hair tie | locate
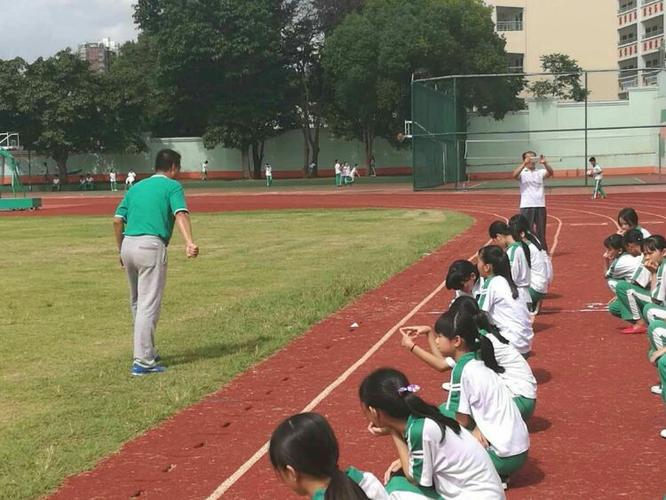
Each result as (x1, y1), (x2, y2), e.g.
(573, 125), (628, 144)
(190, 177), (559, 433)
(398, 384), (421, 395)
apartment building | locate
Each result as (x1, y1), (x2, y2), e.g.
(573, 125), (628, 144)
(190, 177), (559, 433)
(484, 0), (618, 99)
(77, 38), (119, 73)
(618, 0), (665, 95)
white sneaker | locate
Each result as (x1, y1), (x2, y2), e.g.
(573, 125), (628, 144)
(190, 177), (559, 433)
(661, 429), (666, 439)
(441, 382), (451, 391)
(651, 385), (663, 395)
(502, 482), (508, 490)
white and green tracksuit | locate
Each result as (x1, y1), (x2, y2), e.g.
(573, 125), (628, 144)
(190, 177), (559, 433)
(441, 353), (529, 480)
(613, 265), (653, 321)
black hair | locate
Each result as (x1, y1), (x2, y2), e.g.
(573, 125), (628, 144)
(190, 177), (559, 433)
(617, 208), (639, 228)
(448, 295), (510, 345)
(269, 413), (368, 500)
(509, 213), (544, 252)
(623, 228), (644, 248)
(358, 368), (460, 440)
(643, 235), (666, 253)
(154, 149), (182, 172)
(445, 260), (479, 290)
(521, 150), (536, 160)
(496, 218), (532, 267)
(604, 234), (624, 251)
(434, 309), (504, 374)
(589, 156), (596, 162)
(478, 245), (519, 299)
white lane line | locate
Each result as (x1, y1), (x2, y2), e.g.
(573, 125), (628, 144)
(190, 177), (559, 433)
(205, 213), (501, 499)
(569, 222), (609, 227)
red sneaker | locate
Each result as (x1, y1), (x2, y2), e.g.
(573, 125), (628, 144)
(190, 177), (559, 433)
(621, 325), (647, 334)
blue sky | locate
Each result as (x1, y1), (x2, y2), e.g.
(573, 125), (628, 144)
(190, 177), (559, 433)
(0, 0), (137, 61)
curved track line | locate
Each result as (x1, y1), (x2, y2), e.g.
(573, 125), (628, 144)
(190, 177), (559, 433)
(205, 208), (502, 499)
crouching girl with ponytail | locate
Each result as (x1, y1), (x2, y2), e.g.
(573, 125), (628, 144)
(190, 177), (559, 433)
(269, 412), (388, 500)
(359, 368), (504, 499)
(438, 310), (530, 485)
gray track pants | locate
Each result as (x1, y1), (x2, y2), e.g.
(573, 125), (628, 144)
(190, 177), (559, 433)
(520, 206), (548, 251)
(120, 235), (167, 363)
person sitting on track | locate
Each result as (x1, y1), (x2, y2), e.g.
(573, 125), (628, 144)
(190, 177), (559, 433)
(509, 214), (552, 315)
(446, 259), (482, 302)
(488, 222), (532, 310)
(612, 234), (663, 335)
(269, 412), (387, 500)
(603, 233), (642, 293)
(476, 246), (534, 356)
(617, 207), (650, 238)
(359, 367), (505, 498)
(435, 311), (529, 488)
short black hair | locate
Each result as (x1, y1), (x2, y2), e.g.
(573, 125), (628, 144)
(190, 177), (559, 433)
(623, 228), (644, 247)
(521, 150), (536, 160)
(589, 157), (596, 162)
(445, 260), (478, 290)
(604, 234), (623, 251)
(154, 149), (181, 172)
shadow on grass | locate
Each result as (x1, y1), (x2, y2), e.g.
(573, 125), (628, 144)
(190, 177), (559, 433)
(163, 337), (269, 367)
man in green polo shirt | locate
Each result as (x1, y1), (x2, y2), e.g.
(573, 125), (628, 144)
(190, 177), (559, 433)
(113, 149), (199, 376)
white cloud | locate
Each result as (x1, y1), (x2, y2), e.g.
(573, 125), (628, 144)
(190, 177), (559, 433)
(0, 0), (138, 61)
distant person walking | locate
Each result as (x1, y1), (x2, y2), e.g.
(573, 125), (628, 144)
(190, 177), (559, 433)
(264, 163), (273, 187)
(512, 151), (553, 252)
(201, 160), (208, 181)
(334, 159), (341, 187)
(113, 149), (199, 376)
(109, 170), (118, 191)
(588, 157), (606, 200)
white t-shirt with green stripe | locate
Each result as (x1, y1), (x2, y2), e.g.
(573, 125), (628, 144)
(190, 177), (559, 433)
(444, 354), (529, 458)
(311, 467), (388, 500)
(405, 415), (504, 499)
(652, 262), (666, 304)
(506, 243), (531, 304)
(477, 276), (534, 354)
(526, 242), (549, 294)
(484, 332), (537, 400)
(605, 253), (642, 292)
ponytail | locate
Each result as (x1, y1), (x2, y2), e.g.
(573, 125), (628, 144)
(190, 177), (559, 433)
(489, 220), (531, 268)
(448, 296), (510, 345)
(479, 245), (519, 299)
(452, 312), (504, 374)
(326, 469), (368, 500)
(359, 368), (460, 441)
(509, 213), (544, 252)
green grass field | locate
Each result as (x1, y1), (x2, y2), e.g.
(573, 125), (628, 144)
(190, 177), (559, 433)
(0, 208), (471, 499)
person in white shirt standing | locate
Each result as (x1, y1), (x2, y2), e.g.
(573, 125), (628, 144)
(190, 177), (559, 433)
(264, 163), (273, 187)
(201, 160), (208, 181)
(512, 151), (553, 252)
(588, 156), (606, 199)
(334, 159), (342, 187)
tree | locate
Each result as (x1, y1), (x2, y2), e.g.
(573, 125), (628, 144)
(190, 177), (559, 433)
(321, 0), (523, 166)
(0, 58), (29, 134)
(529, 53), (589, 102)
(311, 0), (364, 33)
(134, 0), (296, 178)
(19, 50), (144, 180)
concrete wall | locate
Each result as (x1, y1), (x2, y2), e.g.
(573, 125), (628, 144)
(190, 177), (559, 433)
(8, 129), (411, 184)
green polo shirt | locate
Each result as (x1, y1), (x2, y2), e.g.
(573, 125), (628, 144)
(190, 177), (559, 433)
(114, 174), (188, 245)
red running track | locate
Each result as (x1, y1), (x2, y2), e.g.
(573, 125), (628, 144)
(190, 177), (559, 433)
(35, 189), (666, 499)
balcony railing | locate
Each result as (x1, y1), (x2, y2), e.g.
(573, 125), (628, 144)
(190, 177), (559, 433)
(642, 30), (664, 39)
(642, 0), (661, 5)
(508, 66), (524, 73)
(619, 75), (639, 91)
(619, 3), (637, 13)
(619, 36), (638, 45)
(496, 20), (523, 31)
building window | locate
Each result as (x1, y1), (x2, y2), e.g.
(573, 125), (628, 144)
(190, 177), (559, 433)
(496, 6), (523, 31)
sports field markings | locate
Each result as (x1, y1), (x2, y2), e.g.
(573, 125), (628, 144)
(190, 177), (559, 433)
(634, 177), (647, 184)
(569, 222), (609, 227)
(205, 209), (511, 499)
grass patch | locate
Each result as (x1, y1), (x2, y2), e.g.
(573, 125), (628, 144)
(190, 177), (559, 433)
(0, 208), (471, 499)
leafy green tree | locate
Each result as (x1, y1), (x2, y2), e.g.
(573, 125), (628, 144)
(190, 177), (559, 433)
(322, 0), (523, 166)
(19, 50), (144, 180)
(0, 58), (29, 134)
(135, 0), (295, 178)
(529, 53), (589, 102)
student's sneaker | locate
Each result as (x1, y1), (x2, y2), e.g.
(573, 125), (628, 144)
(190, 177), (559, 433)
(661, 429), (666, 439)
(651, 384), (663, 395)
(131, 360), (166, 376)
(620, 324), (647, 334)
(502, 482), (508, 491)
